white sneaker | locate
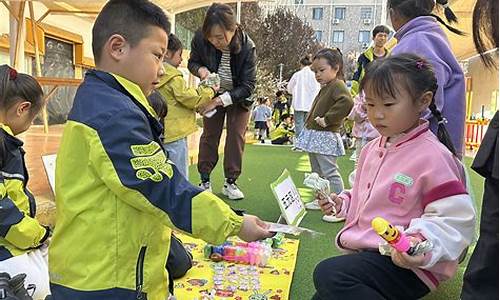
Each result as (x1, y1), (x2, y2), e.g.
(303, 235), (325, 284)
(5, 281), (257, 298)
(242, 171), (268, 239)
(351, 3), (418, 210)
(199, 181), (212, 192)
(322, 214), (346, 223)
(304, 199), (321, 210)
(222, 181), (244, 200)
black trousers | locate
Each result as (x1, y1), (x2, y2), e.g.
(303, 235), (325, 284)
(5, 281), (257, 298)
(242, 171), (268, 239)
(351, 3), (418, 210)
(461, 111), (499, 300)
(312, 251), (430, 300)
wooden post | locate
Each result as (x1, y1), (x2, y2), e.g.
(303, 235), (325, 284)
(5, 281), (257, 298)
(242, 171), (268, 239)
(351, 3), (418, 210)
(28, 2), (49, 133)
(10, 1), (26, 70)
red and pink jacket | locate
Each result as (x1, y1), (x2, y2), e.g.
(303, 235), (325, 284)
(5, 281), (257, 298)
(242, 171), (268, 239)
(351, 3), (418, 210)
(336, 120), (475, 290)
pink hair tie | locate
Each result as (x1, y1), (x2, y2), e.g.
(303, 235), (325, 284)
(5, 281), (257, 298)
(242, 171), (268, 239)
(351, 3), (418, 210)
(8, 67), (17, 80)
(415, 61), (425, 70)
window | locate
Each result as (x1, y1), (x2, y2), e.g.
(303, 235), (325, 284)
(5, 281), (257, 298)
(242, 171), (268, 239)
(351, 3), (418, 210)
(358, 30), (371, 43)
(314, 30), (323, 42)
(294, 0), (304, 4)
(360, 7), (373, 19)
(312, 8), (323, 20)
(334, 7), (346, 20)
(332, 31), (344, 43)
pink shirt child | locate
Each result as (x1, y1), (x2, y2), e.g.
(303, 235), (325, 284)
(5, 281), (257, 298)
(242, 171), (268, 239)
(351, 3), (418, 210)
(348, 93), (379, 140)
(335, 120), (475, 290)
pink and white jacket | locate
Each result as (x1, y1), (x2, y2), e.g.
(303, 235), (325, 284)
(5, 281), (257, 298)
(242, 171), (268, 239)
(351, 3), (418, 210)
(335, 120), (475, 290)
(348, 94), (379, 140)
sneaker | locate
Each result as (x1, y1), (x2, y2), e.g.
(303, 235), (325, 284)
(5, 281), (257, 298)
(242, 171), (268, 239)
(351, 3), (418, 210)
(322, 214), (346, 223)
(304, 199), (321, 210)
(199, 181), (212, 192)
(222, 181), (244, 200)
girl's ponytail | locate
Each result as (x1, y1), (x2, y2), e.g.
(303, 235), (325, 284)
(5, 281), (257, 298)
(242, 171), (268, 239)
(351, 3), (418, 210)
(436, 0), (458, 23)
(429, 100), (457, 156)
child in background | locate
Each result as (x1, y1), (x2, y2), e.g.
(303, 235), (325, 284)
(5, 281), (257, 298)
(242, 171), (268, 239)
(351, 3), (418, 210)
(272, 90), (288, 123)
(270, 113), (294, 145)
(294, 48), (353, 223)
(156, 33), (219, 177)
(49, 1), (272, 299)
(0, 65), (50, 300)
(347, 93), (379, 185)
(312, 54), (475, 300)
(251, 97), (272, 143)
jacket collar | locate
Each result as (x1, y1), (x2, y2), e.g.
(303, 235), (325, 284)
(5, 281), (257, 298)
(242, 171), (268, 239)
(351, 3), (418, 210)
(88, 70), (158, 119)
(0, 123), (23, 147)
(379, 119), (429, 149)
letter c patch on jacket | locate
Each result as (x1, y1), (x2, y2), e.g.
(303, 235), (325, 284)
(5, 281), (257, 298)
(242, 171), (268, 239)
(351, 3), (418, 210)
(388, 173), (414, 204)
(130, 142), (173, 182)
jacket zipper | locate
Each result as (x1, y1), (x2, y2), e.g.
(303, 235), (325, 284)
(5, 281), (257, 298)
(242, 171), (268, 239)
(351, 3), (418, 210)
(136, 246), (147, 299)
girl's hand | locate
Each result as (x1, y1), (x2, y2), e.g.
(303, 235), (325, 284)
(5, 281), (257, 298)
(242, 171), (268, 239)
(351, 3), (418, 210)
(317, 192), (342, 215)
(315, 117), (327, 128)
(390, 237), (426, 269)
(198, 67), (210, 80)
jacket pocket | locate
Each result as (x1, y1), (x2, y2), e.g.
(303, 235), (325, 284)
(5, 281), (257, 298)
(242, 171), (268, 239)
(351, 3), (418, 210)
(135, 246), (147, 299)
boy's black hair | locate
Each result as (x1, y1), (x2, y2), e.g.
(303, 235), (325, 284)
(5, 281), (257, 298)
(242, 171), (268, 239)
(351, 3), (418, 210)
(276, 90), (284, 97)
(313, 48), (345, 81)
(372, 25), (391, 38)
(167, 33), (183, 53)
(360, 53), (457, 156)
(92, 0), (171, 64)
(388, 0), (464, 35)
(280, 113), (291, 121)
(148, 90), (168, 121)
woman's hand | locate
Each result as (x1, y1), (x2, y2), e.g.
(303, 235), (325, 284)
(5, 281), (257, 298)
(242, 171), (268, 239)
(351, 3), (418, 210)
(198, 67), (210, 80)
(197, 97), (222, 115)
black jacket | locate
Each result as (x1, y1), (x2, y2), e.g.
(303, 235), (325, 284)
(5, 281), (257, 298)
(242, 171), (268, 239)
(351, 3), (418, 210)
(188, 28), (257, 108)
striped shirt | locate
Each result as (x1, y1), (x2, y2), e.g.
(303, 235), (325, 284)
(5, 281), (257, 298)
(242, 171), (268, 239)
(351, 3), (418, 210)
(218, 50), (233, 93)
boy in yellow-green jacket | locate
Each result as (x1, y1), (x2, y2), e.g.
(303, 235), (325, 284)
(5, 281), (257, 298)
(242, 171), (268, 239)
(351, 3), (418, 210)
(157, 34), (218, 177)
(48, 1), (272, 299)
(270, 113), (295, 145)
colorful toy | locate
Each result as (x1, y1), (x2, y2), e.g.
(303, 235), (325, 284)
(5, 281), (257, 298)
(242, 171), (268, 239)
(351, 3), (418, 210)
(204, 240), (272, 266)
(371, 217), (414, 254)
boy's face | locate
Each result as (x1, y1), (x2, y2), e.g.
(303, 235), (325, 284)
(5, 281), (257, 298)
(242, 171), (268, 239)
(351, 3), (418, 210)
(373, 32), (388, 48)
(118, 26), (167, 96)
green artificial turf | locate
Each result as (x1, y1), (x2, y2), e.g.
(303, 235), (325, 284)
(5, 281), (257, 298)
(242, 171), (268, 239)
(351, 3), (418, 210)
(188, 144), (484, 300)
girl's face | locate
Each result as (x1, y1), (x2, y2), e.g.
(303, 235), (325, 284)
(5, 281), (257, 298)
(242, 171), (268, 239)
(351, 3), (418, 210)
(207, 25), (236, 50)
(364, 81), (431, 138)
(4, 100), (41, 135)
(311, 58), (339, 85)
(166, 49), (183, 68)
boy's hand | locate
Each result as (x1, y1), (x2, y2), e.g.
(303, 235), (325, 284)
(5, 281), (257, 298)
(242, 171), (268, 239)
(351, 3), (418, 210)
(315, 117), (327, 128)
(317, 192), (342, 215)
(198, 67), (210, 80)
(391, 237), (426, 269)
(212, 84), (220, 93)
(238, 215), (274, 242)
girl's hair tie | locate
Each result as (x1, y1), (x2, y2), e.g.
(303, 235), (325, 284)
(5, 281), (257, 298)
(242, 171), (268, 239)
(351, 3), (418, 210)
(8, 67), (17, 80)
(416, 61), (425, 70)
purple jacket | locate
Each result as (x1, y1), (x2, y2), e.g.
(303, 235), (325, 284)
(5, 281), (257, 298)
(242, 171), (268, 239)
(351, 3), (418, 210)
(393, 16), (466, 157)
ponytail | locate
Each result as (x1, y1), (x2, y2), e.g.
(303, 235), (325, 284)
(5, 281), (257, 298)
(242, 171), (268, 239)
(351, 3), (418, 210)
(429, 13), (465, 36)
(429, 100), (457, 156)
(436, 0), (458, 23)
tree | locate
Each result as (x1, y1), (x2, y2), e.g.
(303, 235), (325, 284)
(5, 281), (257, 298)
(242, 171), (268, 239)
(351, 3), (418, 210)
(243, 7), (322, 81)
(175, 4), (321, 85)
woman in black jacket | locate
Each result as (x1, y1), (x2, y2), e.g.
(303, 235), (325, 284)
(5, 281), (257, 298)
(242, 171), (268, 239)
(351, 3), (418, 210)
(188, 3), (256, 200)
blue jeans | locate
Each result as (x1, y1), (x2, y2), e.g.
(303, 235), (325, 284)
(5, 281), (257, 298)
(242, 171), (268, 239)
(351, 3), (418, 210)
(294, 111), (307, 138)
(164, 138), (189, 178)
